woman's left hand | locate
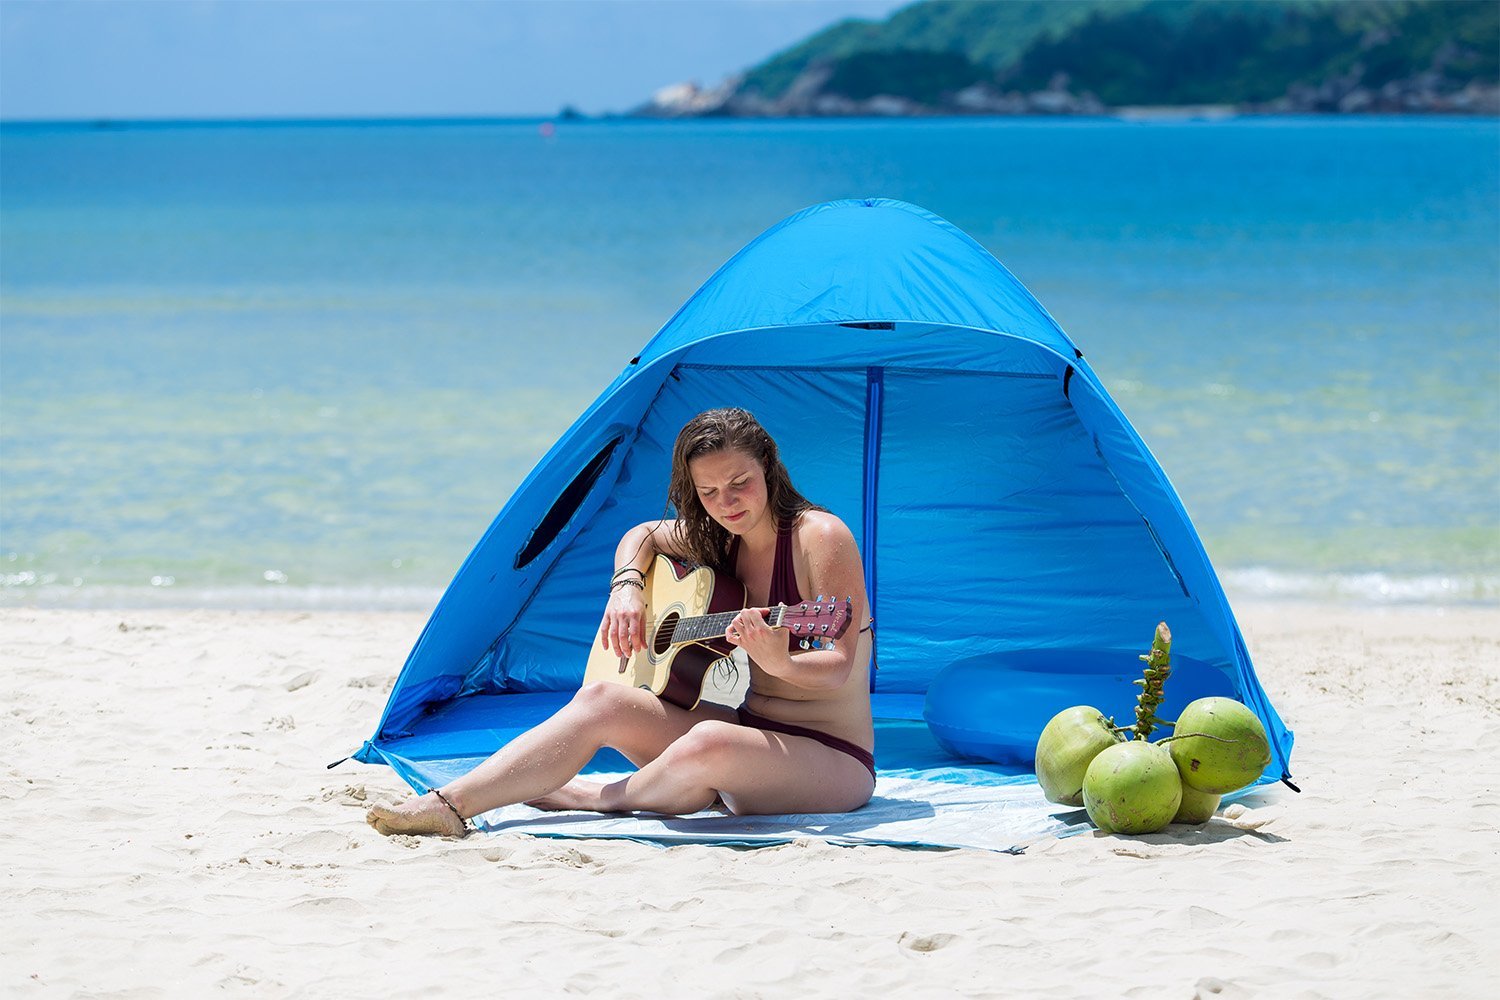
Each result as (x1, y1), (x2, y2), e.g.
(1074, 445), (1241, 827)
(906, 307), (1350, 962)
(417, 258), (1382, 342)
(726, 608), (787, 668)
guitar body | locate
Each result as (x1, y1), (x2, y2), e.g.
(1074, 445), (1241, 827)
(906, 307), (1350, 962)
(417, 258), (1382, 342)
(581, 555), (745, 710)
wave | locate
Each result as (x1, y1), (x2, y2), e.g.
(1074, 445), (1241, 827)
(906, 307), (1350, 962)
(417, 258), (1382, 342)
(4, 568), (1496, 612)
(0, 582), (446, 612)
(1220, 567), (1498, 605)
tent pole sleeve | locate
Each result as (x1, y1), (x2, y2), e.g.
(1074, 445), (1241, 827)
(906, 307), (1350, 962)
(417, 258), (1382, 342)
(862, 366), (884, 693)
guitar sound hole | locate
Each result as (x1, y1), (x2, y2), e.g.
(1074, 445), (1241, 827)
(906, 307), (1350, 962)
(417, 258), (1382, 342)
(653, 611), (679, 657)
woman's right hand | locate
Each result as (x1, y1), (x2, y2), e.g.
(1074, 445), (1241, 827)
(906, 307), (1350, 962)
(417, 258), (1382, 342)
(600, 585), (647, 656)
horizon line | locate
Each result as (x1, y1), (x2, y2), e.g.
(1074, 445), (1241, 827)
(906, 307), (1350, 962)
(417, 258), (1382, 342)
(4, 110), (1493, 131)
(0, 111), (611, 128)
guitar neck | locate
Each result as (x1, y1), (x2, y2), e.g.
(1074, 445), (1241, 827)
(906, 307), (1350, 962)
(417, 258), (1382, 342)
(668, 607), (784, 646)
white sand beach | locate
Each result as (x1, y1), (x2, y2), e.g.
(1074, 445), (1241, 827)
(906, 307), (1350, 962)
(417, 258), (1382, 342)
(3, 602), (1497, 998)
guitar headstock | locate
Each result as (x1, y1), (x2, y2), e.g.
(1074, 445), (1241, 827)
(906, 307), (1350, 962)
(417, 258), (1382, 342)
(774, 594), (853, 650)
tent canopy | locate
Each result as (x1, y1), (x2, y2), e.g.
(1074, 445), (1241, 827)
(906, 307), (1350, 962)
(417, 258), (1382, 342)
(356, 199), (1293, 797)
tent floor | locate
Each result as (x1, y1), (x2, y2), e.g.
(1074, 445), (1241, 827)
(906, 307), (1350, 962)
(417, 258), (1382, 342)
(360, 690), (1277, 851)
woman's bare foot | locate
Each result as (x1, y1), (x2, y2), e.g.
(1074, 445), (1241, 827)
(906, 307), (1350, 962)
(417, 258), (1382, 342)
(525, 777), (610, 812)
(366, 792), (467, 837)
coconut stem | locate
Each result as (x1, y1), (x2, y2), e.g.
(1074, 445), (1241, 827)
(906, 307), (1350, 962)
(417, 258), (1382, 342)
(1132, 621), (1172, 741)
(1154, 732), (1236, 746)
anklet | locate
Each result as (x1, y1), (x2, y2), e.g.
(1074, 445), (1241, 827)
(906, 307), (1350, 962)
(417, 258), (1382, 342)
(431, 788), (471, 833)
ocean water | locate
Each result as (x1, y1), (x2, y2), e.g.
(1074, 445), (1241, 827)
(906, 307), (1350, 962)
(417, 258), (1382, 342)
(2, 116), (1496, 608)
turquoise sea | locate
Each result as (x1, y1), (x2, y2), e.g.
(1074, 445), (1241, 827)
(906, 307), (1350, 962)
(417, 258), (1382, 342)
(2, 117), (1496, 607)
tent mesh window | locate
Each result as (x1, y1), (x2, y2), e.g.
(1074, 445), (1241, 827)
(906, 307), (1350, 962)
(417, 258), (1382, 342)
(514, 436), (621, 569)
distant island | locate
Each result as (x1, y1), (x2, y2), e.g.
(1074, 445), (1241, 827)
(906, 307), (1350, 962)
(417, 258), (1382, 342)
(632, 0), (1499, 119)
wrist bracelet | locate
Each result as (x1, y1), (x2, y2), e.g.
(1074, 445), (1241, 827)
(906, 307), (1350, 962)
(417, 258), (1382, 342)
(611, 567), (646, 583)
(610, 578), (644, 593)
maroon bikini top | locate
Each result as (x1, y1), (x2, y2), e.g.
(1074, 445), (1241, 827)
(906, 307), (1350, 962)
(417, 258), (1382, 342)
(727, 519), (804, 611)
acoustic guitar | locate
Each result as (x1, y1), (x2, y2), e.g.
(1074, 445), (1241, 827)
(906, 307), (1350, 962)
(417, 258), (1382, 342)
(581, 553), (853, 710)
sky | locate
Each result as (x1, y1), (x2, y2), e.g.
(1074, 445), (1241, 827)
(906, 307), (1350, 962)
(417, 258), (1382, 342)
(0, 0), (910, 121)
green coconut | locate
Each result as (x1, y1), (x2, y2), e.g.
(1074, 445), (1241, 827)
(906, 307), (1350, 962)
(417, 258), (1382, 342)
(1169, 697), (1272, 794)
(1035, 706), (1126, 806)
(1082, 740), (1183, 835)
(1172, 783), (1221, 825)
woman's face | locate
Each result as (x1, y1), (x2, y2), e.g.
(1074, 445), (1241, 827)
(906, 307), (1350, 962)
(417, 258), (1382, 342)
(688, 448), (769, 535)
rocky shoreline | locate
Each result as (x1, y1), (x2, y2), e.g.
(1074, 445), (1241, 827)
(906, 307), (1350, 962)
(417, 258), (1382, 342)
(635, 70), (1500, 119)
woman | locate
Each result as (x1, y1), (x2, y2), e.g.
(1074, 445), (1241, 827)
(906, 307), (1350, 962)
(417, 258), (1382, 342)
(367, 408), (874, 837)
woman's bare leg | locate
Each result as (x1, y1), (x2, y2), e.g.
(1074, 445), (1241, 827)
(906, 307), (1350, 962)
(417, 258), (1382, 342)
(366, 683), (734, 836)
(531, 720), (876, 817)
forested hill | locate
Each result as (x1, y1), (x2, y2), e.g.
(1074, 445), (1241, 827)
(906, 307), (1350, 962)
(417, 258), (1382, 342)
(638, 0), (1499, 117)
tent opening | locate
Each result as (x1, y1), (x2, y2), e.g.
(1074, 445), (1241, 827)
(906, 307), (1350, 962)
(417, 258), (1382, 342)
(514, 435), (622, 569)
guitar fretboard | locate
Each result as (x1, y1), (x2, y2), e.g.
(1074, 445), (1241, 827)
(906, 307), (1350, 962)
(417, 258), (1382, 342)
(667, 607), (784, 645)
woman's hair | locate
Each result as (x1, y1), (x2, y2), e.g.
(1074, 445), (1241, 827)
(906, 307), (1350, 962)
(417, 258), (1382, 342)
(667, 407), (820, 571)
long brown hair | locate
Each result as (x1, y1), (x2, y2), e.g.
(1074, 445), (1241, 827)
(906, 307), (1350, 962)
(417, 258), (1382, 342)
(667, 408), (820, 572)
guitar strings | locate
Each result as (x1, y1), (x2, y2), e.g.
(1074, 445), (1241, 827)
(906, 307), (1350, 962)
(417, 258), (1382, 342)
(613, 607), (795, 646)
(630, 611), (738, 644)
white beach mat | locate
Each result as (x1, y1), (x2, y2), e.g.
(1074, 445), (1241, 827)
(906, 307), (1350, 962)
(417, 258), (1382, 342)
(469, 773), (1093, 853)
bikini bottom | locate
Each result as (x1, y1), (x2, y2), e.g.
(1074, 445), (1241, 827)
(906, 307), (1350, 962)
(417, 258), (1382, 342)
(736, 706), (877, 782)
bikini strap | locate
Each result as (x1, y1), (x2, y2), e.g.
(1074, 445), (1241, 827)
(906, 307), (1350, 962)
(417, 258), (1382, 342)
(768, 519), (803, 606)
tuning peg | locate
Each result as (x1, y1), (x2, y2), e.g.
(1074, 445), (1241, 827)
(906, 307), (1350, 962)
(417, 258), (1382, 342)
(816, 594), (824, 602)
(799, 638), (811, 650)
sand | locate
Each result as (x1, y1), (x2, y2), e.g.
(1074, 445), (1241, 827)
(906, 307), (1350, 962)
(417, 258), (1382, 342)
(3, 602), (1497, 998)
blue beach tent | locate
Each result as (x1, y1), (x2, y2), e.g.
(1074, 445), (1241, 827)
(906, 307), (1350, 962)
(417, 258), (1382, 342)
(354, 199), (1294, 802)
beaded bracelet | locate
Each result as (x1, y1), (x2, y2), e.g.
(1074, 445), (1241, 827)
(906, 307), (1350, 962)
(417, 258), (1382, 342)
(610, 578), (644, 593)
(611, 566), (645, 584)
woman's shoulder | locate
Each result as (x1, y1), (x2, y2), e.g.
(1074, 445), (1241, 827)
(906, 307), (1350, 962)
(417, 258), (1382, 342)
(791, 509), (856, 551)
